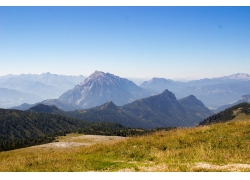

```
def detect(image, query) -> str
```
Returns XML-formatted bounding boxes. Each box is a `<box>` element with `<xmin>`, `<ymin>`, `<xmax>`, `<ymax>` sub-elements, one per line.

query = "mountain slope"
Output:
<box><xmin>215</xmin><ymin>95</ymin><xmax>250</xmax><ymax>113</ymax></box>
<box><xmin>59</xmin><ymin>71</ymin><xmax>152</xmax><ymax>109</ymax></box>
<box><xmin>27</xmin><ymin>104</ymin><xmax>66</xmax><ymax>116</ymax></box>
<box><xmin>0</xmin><ymin>88</ymin><xmax>43</xmax><ymax>108</ymax></box>
<box><xmin>2</xmin><ymin>112</ymin><xmax>250</xmax><ymax>172</ymax></box>
<box><xmin>0</xmin><ymin>108</ymin><xmax>126</xmax><ymax>151</ymax></box>
<box><xmin>11</xmin><ymin>99</ymin><xmax>82</xmax><ymax>111</ymax></box>
<box><xmin>199</xmin><ymin>102</ymin><xmax>250</xmax><ymax>126</ymax></box>
<box><xmin>178</xmin><ymin>95</ymin><xmax>214</xmax><ymax>119</ymax></box>
<box><xmin>31</xmin><ymin>90</ymin><xmax>213</xmax><ymax>129</ymax></box>
<box><xmin>73</xmin><ymin>101</ymin><xmax>146</xmax><ymax>128</ymax></box>
<box><xmin>140</xmin><ymin>73</ymin><xmax>250</xmax><ymax>108</ymax></box>
<box><xmin>140</xmin><ymin>77</ymin><xmax>183</xmax><ymax>93</ymax></box>
<box><xmin>121</xmin><ymin>90</ymin><xmax>214</xmax><ymax>128</ymax></box>
<box><xmin>0</xmin><ymin>72</ymin><xmax>86</xmax><ymax>101</ymax></box>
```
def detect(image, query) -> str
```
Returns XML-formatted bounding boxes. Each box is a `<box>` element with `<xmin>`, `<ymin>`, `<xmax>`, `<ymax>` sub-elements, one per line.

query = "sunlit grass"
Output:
<box><xmin>1</xmin><ymin>116</ymin><xmax>250</xmax><ymax>172</ymax></box>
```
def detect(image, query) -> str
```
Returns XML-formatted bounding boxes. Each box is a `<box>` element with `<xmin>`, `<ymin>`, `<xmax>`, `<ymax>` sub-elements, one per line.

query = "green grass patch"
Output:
<box><xmin>1</xmin><ymin>119</ymin><xmax>250</xmax><ymax>172</ymax></box>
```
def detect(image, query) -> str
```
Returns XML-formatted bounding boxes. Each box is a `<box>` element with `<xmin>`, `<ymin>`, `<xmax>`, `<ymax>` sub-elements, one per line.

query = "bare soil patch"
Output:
<box><xmin>31</xmin><ymin>135</ymin><xmax>127</xmax><ymax>149</ymax></box>
<box><xmin>192</xmin><ymin>162</ymin><xmax>250</xmax><ymax>171</ymax></box>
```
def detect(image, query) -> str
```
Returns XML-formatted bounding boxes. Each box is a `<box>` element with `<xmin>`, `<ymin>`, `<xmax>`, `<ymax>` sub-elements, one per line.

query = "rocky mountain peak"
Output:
<box><xmin>79</xmin><ymin>71</ymin><xmax>110</xmax><ymax>85</ymax></box>
<box><xmin>100</xmin><ymin>101</ymin><xmax>118</xmax><ymax>110</ymax></box>
<box><xmin>241</xmin><ymin>95</ymin><xmax>250</xmax><ymax>102</ymax></box>
<box><xmin>59</xmin><ymin>71</ymin><xmax>152</xmax><ymax>109</ymax></box>
<box><xmin>222</xmin><ymin>73</ymin><xmax>250</xmax><ymax>80</ymax></box>
<box><xmin>142</xmin><ymin>77</ymin><xmax>173</xmax><ymax>86</ymax></box>
<box><xmin>90</xmin><ymin>71</ymin><xmax>105</xmax><ymax>78</ymax></box>
<box><xmin>178</xmin><ymin>95</ymin><xmax>205</xmax><ymax>108</ymax></box>
<box><xmin>186</xmin><ymin>95</ymin><xmax>197</xmax><ymax>100</ymax></box>
<box><xmin>160</xmin><ymin>89</ymin><xmax>177</xmax><ymax>100</ymax></box>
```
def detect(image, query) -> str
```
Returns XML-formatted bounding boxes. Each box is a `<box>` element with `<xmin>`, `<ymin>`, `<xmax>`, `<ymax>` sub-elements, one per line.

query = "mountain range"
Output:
<box><xmin>214</xmin><ymin>94</ymin><xmax>250</xmax><ymax>113</ymax></box>
<box><xmin>59</xmin><ymin>71</ymin><xmax>153</xmax><ymax>109</ymax></box>
<box><xmin>1</xmin><ymin>71</ymin><xmax>250</xmax><ymax>111</ymax></box>
<box><xmin>11</xmin><ymin>99</ymin><xmax>82</xmax><ymax>111</ymax></box>
<box><xmin>199</xmin><ymin>102</ymin><xmax>250</xmax><ymax>126</ymax></box>
<box><xmin>28</xmin><ymin>89</ymin><xmax>214</xmax><ymax>129</ymax></box>
<box><xmin>140</xmin><ymin>73</ymin><xmax>250</xmax><ymax>109</ymax></box>
<box><xmin>0</xmin><ymin>73</ymin><xmax>85</xmax><ymax>108</ymax></box>
<box><xmin>0</xmin><ymin>88</ymin><xmax>43</xmax><ymax>109</ymax></box>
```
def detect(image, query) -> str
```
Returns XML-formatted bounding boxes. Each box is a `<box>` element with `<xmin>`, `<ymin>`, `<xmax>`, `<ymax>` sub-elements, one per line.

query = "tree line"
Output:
<box><xmin>0</xmin><ymin>109</ymin><xmax>174</xmax><ymax>151</ymax></box>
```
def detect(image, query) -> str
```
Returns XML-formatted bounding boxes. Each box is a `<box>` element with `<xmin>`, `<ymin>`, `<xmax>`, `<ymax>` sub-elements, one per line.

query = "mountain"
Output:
<box><xmin>27</xmin><ymin>104</ymin><xmax>65</xmax><ymax>116</ymax></box>
<box><xmin>0</xmin><ymin>108</ymin><xmax>126</xmax><ymax>151</ymax></box>
<box><xmin>121</xmin><ymin>90</ymin><xmax>214</xmax><ymax>128</ymax></box>
<box><xmin>72</xmin><ymin>101</ymin><xmax>146</xmax><ymax>128</ymax></box>
<box><xmin>140</xmin><ymin>73</ymin><xmax>250</xmax><ymax>109</ymax></box>
<box><xmin>175</xmin><ymin>82</ymin><xmax>250</xmax><ymax>109</ymax></box>
<box><xmin>31</xmin><ymin>89</ymin><xmax>213</xmax><ymax>129</ymax></box>
<box><xmin>186</xmin><ymin>73</ymin><xmax>250</xmax><ymax>86</ymax></box>
<box><xmin>140</xmin><ymin>77</ymin><xmax>184</xmax><ymax>93</ymax></box>
<box><xmin>0</xmin><ymin>72</ymin><xmax>86</xmax><ymax>101</ymax></box>
<box><xmin>59</xmin><ymin>71</ymin><xmax>153</xmax><ymax>109</ymax></box>
<box><xmin>0</xmin><ymin>88</ymin><xmax>43</xmax><ymax>109</ymax></box>
<box><xmin>11</xmin><ymin>99</ymin><xmax>82</xmax><ymax>111</ymax></box>
<box><xmin>178</xmin><ymin>95</ymin><xmax>214</xmax><ymax>119</ymax></box>
<box><xmin>40</xmin><ymin>99</ymin><xmax>82</xmax><ymax>111</ymax></box>
<box><xmin>214</xmin><ymin>94</ymin><xmax>250</xmax><ymax>113</ymax></box>
<box><xmin>199</xmin><ymin>102</ymin><xmax>250</xmax><ymax>126</ymax></box>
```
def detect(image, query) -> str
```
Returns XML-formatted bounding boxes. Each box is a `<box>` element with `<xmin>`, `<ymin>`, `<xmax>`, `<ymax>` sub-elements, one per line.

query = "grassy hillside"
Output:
<box><xmin>0</xmin><ymin>114</ymin><xmax>250</xmax><ymax>172</ymax></box>
<box><xmin>199</xmin><ymin>102</ymin><xmax>250</xmax><ymax>125</ymax></box>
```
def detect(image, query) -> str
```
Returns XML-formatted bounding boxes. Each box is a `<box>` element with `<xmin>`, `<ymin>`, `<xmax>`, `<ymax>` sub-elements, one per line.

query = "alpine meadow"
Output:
<box><xmin>1</xmin><ymin>5</ymin><xmax>250</xmax><ymax>173</ymax></box>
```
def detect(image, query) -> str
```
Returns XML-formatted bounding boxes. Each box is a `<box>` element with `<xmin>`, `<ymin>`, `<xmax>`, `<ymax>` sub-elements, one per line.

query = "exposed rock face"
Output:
<box><xmin>59</xmin><ymin>71</ymin><xmax>152</xmax><ymax>109</ymax></box>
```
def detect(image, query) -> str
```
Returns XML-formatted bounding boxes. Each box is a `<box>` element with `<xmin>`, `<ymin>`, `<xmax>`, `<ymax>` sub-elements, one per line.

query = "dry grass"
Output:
<box><xmin>1</xmin><ymin>116</ymin><xmax>250</xmax><ymax>172</ymax></box>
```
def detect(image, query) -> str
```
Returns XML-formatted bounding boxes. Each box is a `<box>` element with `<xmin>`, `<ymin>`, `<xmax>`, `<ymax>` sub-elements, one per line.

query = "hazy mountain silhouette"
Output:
<box><xmin>140</xmin><ymin>73</ymin><xmax>250</xmax><ymax>108</ymax></box>
<box><xmin>59</xmin><ymin>71</ymin><xmax>153</xmax><ymax>109</ymax></box>
<box><xmin>214</xmin><ymin>94</ymin><xmax>250</xmax><ymax>113</ymax></box>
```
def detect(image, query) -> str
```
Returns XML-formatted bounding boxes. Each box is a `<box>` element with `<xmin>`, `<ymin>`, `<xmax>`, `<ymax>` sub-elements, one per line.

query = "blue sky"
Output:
<box><xmin>1</xmin><ymin>6</ymin><xmax>250</xmax><ymax>80</ymax></box>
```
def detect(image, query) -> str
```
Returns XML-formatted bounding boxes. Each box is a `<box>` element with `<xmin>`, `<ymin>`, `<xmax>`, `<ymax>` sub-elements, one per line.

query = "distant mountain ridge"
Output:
<box><xmin>214</xmin><ymin>94</ymin><xmax>250</xmax><ymax>113</ymax></box>
<box><xmin>2</xmin><ymin>71</ymin><xmax>250</xmax><ymax>110</ymax></box>
<box><xmin>11</xmin><ymin>99</ymin><xmax>82</xmax><ymax>111</ymax></box>
<box><xmin>27</xmin><ymin>104</ymin><xmax>65</xmax><ymax>115</ymax></box>
<box><xmin>0</xmin><ymin>72</ymin><xmax>86</xmax><ymax>102</ymax></box>
<box><xmin>140</xmin><ymin>73</ymin><xmax>250</xmax><ymax>108</ymax></box>
<box><xmin>0</xmin><ymin>88</ymin><xmax>43</xmax><ymax>109</ymax></box>
<box><xmin>31</xmin><ymin>89</ymin><xmax>214</xmax><ymax>129</ymax></box>
<box><xmin>121</xmin><ymin>90</ymin><xmax>213</xmax><ymax>128</ymax></box>
<box><xmin>59</xmin><ymin>71</ymin><xmax>153</xmax><ymax>109</ymax></box>
<box><xmin>199</xmin><ymin>102</ymin><xmax>250</xmax><ymax>126</ymax></box>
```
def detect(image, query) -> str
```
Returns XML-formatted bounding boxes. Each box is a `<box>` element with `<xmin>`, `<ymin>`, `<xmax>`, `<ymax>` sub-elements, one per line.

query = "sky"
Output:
<box><xmin>1</xmin><ymin>5</ymin><xmax>250</xmax><ymax>80</ymax></box>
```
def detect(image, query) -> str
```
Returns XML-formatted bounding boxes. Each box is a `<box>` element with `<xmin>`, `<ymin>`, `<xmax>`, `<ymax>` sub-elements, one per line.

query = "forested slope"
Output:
<box><xmin>0</xmin><ymin>108</ymin><xmax>125</xmax><ymax>151</ymax></box>
<box><xmin>199</xmin><ymin>102</ymin><xmax>250</xmax><ymax>125</ymax></box>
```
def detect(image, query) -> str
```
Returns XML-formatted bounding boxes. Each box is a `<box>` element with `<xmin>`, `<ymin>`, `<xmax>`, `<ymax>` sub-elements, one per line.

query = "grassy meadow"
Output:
<box><xmin>0</xmin><ymin>115</ymin><xmax>250</xmax><ymax>172</ymax></box>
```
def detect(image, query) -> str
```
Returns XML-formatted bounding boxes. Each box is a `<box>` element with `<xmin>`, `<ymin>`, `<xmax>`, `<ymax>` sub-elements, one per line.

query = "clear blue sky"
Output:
<box><xmin>1</xmin><ymin>6</ymin><xmax>250</xmax><ymax>79</ymax></box>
